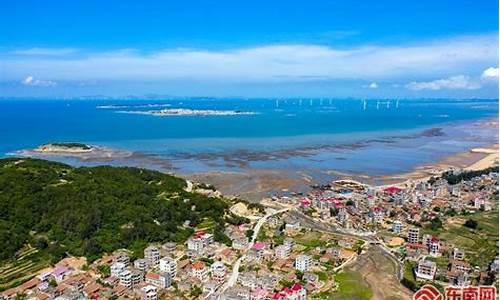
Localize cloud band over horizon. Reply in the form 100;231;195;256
0;33;498;97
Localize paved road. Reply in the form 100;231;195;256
289;210;404;280
210;206;404;298
211;207;291;299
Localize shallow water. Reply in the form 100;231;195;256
1;98;497;179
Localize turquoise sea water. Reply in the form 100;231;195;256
0;98;498;179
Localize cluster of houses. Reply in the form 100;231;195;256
406;226;498;287
2;167;497;299
271;168;499;289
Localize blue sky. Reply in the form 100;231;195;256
0;0;498;98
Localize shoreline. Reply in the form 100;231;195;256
10;116;498;200
373;143;499;187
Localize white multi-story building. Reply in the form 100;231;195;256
140;285;158;300
159;257;177;279
110;262;126;277
392;221;403;234
187;239;204;252
134;258;149;271
211;261;226;283
144;246;161;267
191;261;208;282
408;228;419;244
428;237;441;257
283;239;295;250
415;260;436;281
118;269;132;288
453;248;465;260
113;252;130;266
187;232;214;255
130;268;143;287
275;245;291;259
145;272;171;289
295;255;312;272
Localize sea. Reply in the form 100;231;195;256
0;98;498;184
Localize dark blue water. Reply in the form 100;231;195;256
0;98;497;177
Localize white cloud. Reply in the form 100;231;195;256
368;82;378;89
406;75;481;91
10;48;78;56
481;67;499;80
2;34;497;83
21;75;57;87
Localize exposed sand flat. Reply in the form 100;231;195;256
470;147;498;154
465;145;498;171
18;146;133;161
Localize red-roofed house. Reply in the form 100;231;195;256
191;261;208;282
253;242;267;251
251;287;268;300
271;283;306;300
383;186;402;194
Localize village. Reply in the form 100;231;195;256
1;166;498;300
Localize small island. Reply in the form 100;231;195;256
37;143;93;153
17;143;133;160
117;108;258;117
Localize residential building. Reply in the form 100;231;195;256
275;245;291;259
134;259;149;271
408;228;419;244
159;257;177;279
139;285;158;300
392;221;403;234
211;261;226;284
110;262;126;277
144;246;161;267
113;252;130;266
118;269;132;288
271;283;307;300
415;260;437;281
449;260;472;274
283;239;295;250
251;287;268;300
187;238;204;252
285;221;301;234
453;248;465;261
145;272;171;289
428;237;441;257
295;255;312;272
162;242;177;253
191;261;208;282
130;268;143;287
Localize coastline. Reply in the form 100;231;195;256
374;143;499;187
10;116;498;201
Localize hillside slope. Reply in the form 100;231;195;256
0;158;229;261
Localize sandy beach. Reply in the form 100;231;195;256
374;143;499;187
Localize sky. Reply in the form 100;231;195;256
0;0;498;98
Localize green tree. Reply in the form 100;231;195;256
464;219;478;229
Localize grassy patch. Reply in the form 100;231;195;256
295;232;325;249
315;271;329;282
0;246;50;291
401;261;420;292
334;271;373;300
196;217;216;231
438;209;499;267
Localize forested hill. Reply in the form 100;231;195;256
0;158;230;262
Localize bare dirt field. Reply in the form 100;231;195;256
345;245;413;300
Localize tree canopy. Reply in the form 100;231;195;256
0;158;230;262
